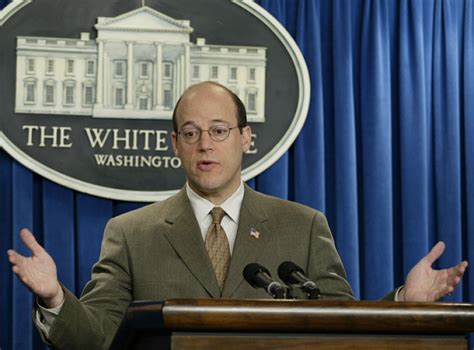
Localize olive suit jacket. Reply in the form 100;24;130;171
42;185;355;349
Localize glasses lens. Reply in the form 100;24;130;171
180;128;200;143
209;126;230;141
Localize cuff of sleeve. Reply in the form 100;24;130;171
33;306;53;345
34;295;65;342
37;296;64;317
394;286;404;302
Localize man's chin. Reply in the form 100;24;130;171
188;179;221;196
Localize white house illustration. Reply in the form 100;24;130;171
15;6;267;122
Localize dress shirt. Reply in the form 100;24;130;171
186;181;244;255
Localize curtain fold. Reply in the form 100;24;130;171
432;0;464;300
398;0;431;282
0;151;13;348
329;0;360;298
1;0;473;348
292;0;327;211
75;194;113;293
463;0;474;302
358;0;395;299
42;181;76;293
11;163;35;349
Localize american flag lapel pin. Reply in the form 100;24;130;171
250;227;261;239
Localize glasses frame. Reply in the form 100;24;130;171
177;125;242;144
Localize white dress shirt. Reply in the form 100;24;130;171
186;181;244;254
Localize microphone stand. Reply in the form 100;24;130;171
286;283;320;300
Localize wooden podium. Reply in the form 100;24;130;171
111;299;474;350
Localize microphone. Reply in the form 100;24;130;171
243;263;288;299
278;261;320;300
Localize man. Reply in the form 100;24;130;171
7;81;468;349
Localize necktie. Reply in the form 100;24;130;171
205;207;231;290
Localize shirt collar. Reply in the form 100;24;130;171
186;182;245;223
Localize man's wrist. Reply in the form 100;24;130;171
40;283;65;309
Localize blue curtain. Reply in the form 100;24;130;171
1;0;473;349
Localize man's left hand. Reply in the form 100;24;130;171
399;241;468;302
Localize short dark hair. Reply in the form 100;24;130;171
172;81;248;132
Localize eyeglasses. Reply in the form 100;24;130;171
177;125;241;144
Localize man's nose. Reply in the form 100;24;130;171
198;130;214;150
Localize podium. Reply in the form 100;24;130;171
111;299;474;350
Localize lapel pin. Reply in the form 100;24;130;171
250;227;261;239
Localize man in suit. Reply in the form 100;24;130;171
8;81;468;349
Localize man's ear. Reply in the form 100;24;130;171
241;125;252;153
171;132;179;156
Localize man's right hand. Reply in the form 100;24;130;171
7;228;64;308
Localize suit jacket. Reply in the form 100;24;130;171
45;185;354;349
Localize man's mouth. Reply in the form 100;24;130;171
197;160;218;171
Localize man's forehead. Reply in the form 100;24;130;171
180;83;233;106
175;84;237;125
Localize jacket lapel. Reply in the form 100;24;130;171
163;188;220;298
222;186;270;298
